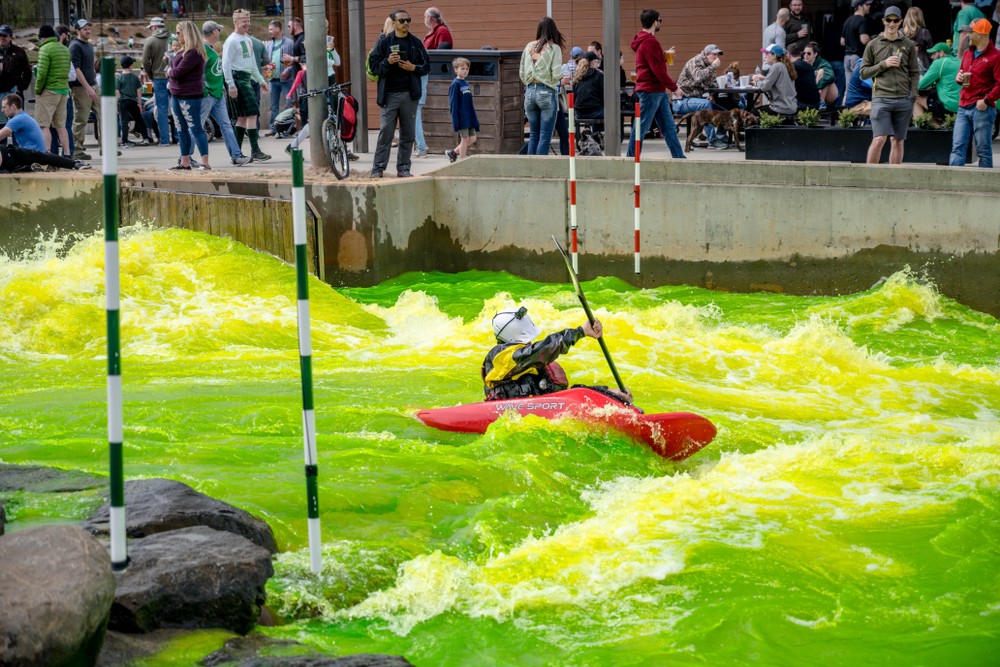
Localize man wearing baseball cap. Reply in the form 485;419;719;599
914;42;960;119
859;5;919;164
68;18;99;160
675;44;728;148
949;18;1000;167
0;24;31;105
142;16;172;146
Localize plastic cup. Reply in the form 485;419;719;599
665;51;674;65
716;75;728;89
740;75;750;87
390;45;399;53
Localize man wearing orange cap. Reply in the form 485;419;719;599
949;18;1000;167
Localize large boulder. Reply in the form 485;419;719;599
0;464;106;493
0;525;115;667
110;526;274;634
83;479;278;553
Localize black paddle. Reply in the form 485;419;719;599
552;236;627;394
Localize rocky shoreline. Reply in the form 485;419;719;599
0;465;412;667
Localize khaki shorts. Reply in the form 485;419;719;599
458;127;477;138
34;90;68;128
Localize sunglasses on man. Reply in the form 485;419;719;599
884;17;901;23
396;17;411;23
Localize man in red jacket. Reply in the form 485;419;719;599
626;8;685;158
949;18;1000;167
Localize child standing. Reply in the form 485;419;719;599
116;56;153;146
446;57;479;162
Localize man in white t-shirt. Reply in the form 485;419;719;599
222;8;270;160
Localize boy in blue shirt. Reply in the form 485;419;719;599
446;57;479;162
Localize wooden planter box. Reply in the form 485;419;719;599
744;126;969;164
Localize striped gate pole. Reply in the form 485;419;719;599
291;149;322;575
567;92;578;272
633;100;642;275
101;57;127;571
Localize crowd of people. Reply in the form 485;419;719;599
0;9;350;172
3;2;999;172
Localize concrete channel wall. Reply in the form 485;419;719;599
3;159;998;316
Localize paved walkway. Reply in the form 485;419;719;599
94;126;744;180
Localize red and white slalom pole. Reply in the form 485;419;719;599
567;92;579;272
633;100;642;275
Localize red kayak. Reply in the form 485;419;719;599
416;388;716;461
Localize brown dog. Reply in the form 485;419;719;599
680;109;758;152
725;61;741;82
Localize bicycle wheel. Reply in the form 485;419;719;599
323;118;350;180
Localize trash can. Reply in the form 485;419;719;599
423;49;524;154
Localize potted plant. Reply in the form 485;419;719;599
797;108;821;128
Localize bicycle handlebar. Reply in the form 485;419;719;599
300;82;352;98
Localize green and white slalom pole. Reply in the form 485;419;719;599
291;149;322;574
101;57;127;571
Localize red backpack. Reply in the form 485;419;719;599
338;94;359;142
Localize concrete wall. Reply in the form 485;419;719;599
4;159;997;316
0;175;102;259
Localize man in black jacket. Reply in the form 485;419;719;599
0;25;32;105
367;9;429;178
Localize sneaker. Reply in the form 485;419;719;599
397;169;412;178
347;151;359;161
169;164;192;170
691;140;709;148
30;163;48;172
264;129;277;137
74;151;92;161
370;168;384;178
138;138;152;146
194;164;211;171
284;143;293;155
251;150;271;161
709;138;730;150
446;149;458;163
413;150;427;158
74;161;92;170
232;154;252;166
122;141;135;149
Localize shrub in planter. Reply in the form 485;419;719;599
797;108;821;128
914;112;939;130
758;111;784;129
836;110;859;128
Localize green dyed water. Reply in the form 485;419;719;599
2;227;998;666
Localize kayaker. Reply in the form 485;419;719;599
482;306;633;404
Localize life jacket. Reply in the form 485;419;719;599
482;343;569;401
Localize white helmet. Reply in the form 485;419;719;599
492;307;541;344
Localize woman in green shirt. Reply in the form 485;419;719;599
803;42;839;106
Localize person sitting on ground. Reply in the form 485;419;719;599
573;52;605;119
0;94;89;171
803;42;838;106
482;306;632;404
787;43;820;109
914;42;961;118
674;43;727;148
754;44;798;115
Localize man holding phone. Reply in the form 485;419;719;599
367;9;429;178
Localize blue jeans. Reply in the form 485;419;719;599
153;79;171;145
671;97;717;142
628;91;685;158
524;83;558;155
172;96;208;159
415;74;428;153
200;95;241;160
268;79;290;132
950;104;996;168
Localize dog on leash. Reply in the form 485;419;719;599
679;109;758;152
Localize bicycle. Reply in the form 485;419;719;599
299;81;354;180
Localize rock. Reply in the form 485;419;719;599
110;526;274;634
95;629;190;667
200;633;414;666
0;463;106;493
0;525;115;667
83;479;278;553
